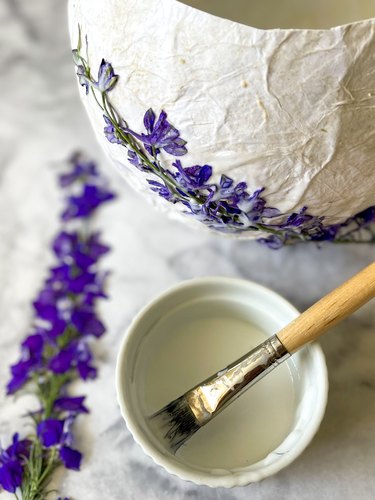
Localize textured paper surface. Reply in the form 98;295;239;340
69;0;375;236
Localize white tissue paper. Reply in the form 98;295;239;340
68;0;375;241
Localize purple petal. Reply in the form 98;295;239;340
37;419;64;447
96;59;118;92
6;434;31;461
59;446;82;471
54;396;89;414
71;309;105;337
49;347;75;374
62;185;115;221
0;460;23;493
77;362;97;380
143;108;156;133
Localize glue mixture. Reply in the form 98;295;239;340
182;0;375;29
138;299;297;470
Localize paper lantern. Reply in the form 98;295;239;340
68;0;375;246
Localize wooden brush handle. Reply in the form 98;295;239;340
277;262;375;353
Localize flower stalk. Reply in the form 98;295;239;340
0;153;116;499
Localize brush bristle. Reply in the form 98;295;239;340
150;395;201;454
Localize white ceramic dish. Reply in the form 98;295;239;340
116;277;328;487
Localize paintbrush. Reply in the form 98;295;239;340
150;262;375;454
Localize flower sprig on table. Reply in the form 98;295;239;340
72;27;375;247
0;153;115;499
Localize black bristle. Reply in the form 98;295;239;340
150;396;201;454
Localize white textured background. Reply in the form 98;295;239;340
0;1;374;499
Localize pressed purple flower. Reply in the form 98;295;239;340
236;188;280;223
173;160;212;190
209;175;247;205
62;184;115;221
94;59;118;93
59;445;82;471
126;109;187;157
76;65;90;95
37;419;64;447
54;396;89;414
0;459;23;493
282;206;315;228
147;179;177;203
104;115;123;144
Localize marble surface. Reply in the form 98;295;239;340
0;1;374;499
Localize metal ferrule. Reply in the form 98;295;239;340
185;334;290;426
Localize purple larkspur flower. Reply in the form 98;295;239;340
209;175;247;205
126;109;187;157
0;461;23;493
59;156;99;187
49;341;97;380
1;434;31;461
173;160;212;191
94;59;118;93
37;419;64;447
47;264;97;295
54;396;89;414
37;419;82;471
33;286;63;321
7;334;45;394
71;308;105;338
48;345;76;374
62;184;115;221
59;445;82;470
237;188;280;223
282;206;315;228
52;231;109;269
0;434;31;493
53;231;110;270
